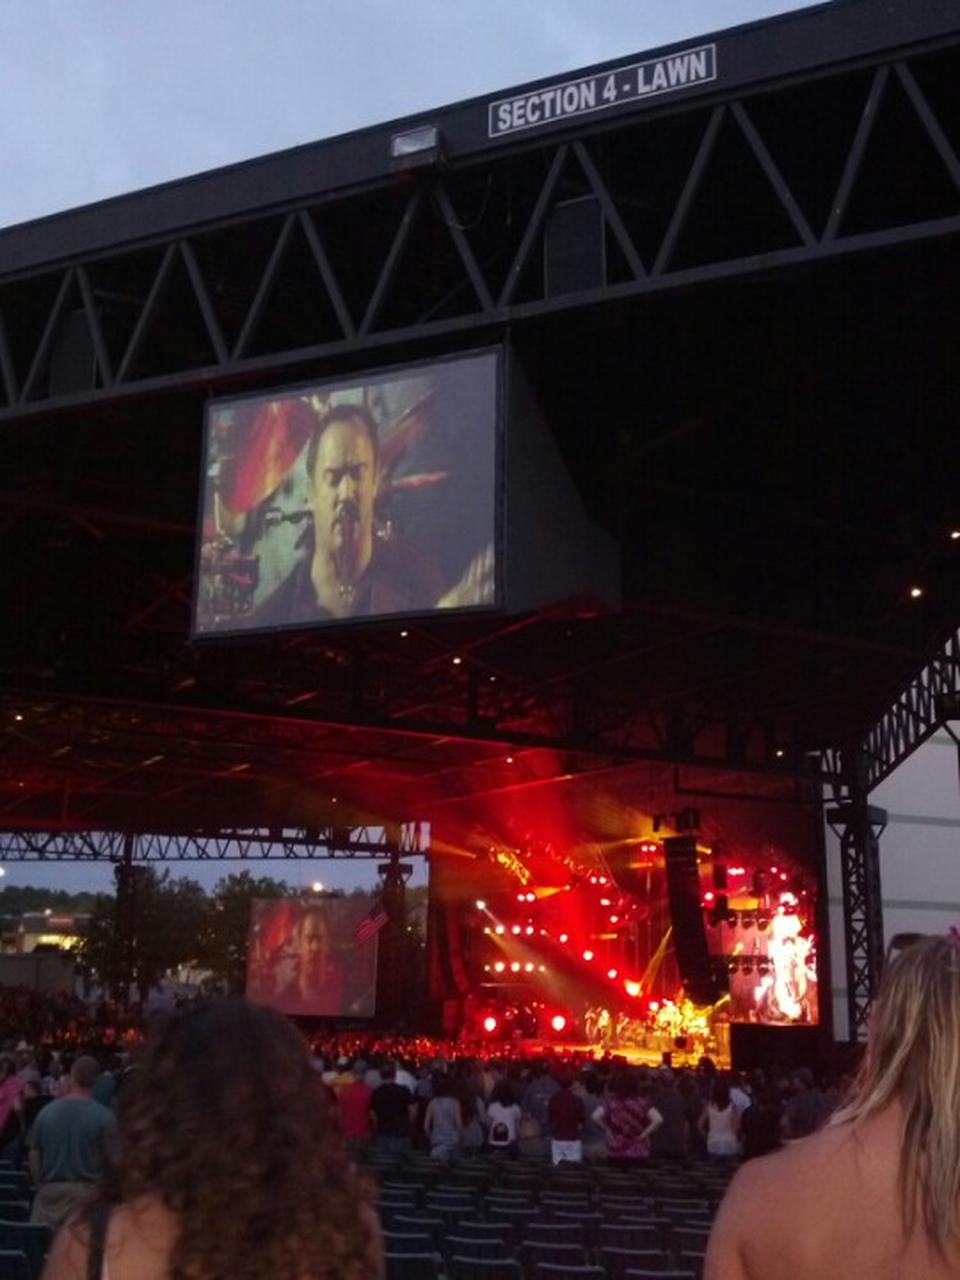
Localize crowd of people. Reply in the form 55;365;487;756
0;932;957;1278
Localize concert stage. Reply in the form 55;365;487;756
0;0;956;1046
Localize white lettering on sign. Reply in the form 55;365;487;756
488;44;717;139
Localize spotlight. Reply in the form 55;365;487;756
483;1015;498;1033
475;899;487;911
582;949;594;962
607;968;618;980
551;1014;567;1033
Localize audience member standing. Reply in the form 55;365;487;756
424;1075;462;1161
28;1055;116;1231
595;1070;662;1167
548;1071;585;1165
43;1000;382;1280
370;1062;415;1156
707;934;960;1279
700;1075;740;1159
650;1067;688;1159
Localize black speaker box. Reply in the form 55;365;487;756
544;195;605;297
663;834;718;1005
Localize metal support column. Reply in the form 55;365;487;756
827;753;887;1041
112;833;139;1008
376;844;412;1029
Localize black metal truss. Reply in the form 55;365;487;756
0;824;427;862
817;624;960;801
859;625;960;790
827;779;888;1041
1;46;960;419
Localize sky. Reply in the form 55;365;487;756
0;0;826;231
0;0;823;892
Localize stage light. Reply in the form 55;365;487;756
624;979;641;998
483;1015;498;1033
495;925;505;935
551;1014;567;1033
559;933;569;944
476;899;487;911
909;586;924;599
510;962;521;972
494;961;505;973
607;968;618;980
582;949;594;961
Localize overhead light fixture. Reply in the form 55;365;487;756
390;123;443;170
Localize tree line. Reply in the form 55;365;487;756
4;873;428;1002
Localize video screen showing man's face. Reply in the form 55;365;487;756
193;350;498;635
246;897;379;1018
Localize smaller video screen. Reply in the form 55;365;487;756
245;896;381;1018
193;349;499;635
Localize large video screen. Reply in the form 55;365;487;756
194;350;499;635
245;896;381;1018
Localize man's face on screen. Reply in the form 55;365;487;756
299;913;328;973
310;416;379;584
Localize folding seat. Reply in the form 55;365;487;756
448;1258;523;1280
0;1226;50;1280
385;1252;440;1280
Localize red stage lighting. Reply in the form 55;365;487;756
551;1014;567;1033
483;1016;498;1033
582;949;594;961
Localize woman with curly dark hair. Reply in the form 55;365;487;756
43;999;383;1280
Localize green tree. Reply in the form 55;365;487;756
76;869;208;1001
198;872;291;995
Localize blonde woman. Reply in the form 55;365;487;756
706;934;960;1278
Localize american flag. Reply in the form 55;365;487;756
354;902;389;943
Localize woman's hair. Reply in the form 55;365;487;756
712;1076;731;1110
97;999;378;1280
490;1079;515;1107
610;1069;638;1101
831;934;960;1252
